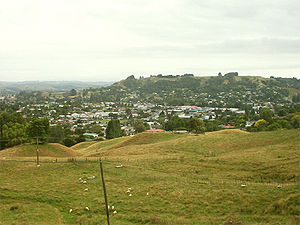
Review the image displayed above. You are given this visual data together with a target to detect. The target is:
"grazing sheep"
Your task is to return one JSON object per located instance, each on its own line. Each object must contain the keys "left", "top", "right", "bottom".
{"left": 69, "top": 209, "right": 73, "bottom": 213}
{"left": 115, "top": 165, "right": 123, "bottom": 168}
{"left": 241, "top": 184, "right": 247, "bottom": 188}
{"left": 87, "top": 176, "right": 95, "bottom": 180}
{"left": 147, "top": 192, "right": 149, "bottom": 196}
{"left": 277, "top": 185, "right": 282, "bottom": 189}
{"left": 111, "top": 206, "right": 115, "bottom": 210}
{"left": 84, "top": 188, "right": 88, "bottom": 191}
{"left": 85, "top": 207, "right": 89, "bottom": 211}
{"left": 113, "top": 210, "right": 117, "bottom": 214}
{"left": 82, "top": 181, "right": 87, "bottom": 184}
{"left": 126, "top": 190, "right": 130, "bottom": 193}
{"left": 129, "top": 194, "right": 132, "bottom": 197}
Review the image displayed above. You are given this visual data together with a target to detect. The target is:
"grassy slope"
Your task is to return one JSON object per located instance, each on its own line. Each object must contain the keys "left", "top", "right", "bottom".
{"left": 0, "top": 143, "right": 81, "bottom": 158}
{"left": 0, "top": 130, "right": 299, "bottom": 224}
{"left": 70, "top": 141, "right": 97, "bottom": 151}
{"left": 116, "top": 75, "right": 267, "bottom": 89}
{"left": 72, "top": 136, "right": 131, "bottom": 155}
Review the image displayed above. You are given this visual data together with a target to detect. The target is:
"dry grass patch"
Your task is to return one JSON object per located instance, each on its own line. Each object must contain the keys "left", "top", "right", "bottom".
{"left": 70, "top": 141, "right": 97, "bottom": 151}
{"left": 0, "top": 143, "right": 81, "bottom": 158}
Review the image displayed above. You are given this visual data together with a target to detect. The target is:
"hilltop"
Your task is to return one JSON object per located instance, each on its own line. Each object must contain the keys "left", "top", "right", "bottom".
{"left": 0, "top": 129, "right": 299, "bottom": 224}
{"left": 0, "top": 81, "right": 113, "bottom": 95}
{"left": 0, "top": 143, "right": 80, "bottom": 158}
{"left": 87, "top": 74, "right": 300, "bottom": 106}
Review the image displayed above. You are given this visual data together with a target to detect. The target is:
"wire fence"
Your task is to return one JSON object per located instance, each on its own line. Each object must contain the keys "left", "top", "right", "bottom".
{"left": 0, "top": 157, "right": 298, "bottom": 187}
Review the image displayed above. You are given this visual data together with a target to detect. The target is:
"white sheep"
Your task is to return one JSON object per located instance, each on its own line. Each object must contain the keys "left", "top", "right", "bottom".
{"left": 111, "top": 206, "right": 115, "bottom": 210}
{"left": 147, "top": 192, "right": 149, "bottom": 196}
{"left": 113, "top": 210, "right": 117, "bottom": 214}
{"left": 129, "top": 194, "right": 132, "bottom": 197}
{"left": 85, "top": 206, "right": 89, "bottom": 211}
{"left": 241, "top": 184, "right": 247, "bottom": 188}
{"left": 82, "top": 181, "right": 87, "bottom": 184}
{"left": 84, "top": 188, "right": 88, "bottom": 191}
{"left": 69, "top": 209, "right": 73, "bottom": 213}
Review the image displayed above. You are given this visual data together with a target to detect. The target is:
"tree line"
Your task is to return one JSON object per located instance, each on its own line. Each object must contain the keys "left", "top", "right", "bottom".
{"left": 0, "top": 112, "right": 50, "bottom": 149}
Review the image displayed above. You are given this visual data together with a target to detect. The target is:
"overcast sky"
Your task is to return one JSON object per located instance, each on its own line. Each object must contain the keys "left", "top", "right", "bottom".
{"left": 0, "top": 0, "right": 300, "bottom": 82}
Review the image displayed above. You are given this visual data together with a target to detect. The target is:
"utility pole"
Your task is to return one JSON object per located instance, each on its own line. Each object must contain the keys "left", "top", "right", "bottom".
{"left": 36, "top": 137, "right": 40, "bottom": 167}
{"left": 99, "top": 159, "right": 110, "bottom": 225}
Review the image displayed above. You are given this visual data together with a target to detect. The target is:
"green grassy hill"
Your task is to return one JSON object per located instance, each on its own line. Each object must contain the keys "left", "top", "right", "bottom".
{"left": 71, "top": 136, "right": 131, "bottom": 155}
{"left": 0, "top": 129, "right": 299, "bottom": 224}
{"left": 0, "top": 143, "right": 81, "bottom": 158}
{"left": 88, "top": 75, "right": 300, "bottom": 105}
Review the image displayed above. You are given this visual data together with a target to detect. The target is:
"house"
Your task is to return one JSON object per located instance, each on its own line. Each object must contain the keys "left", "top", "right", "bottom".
{"left": 83, "top": 133, "right": 99, "bottom": 138}
{"left": 145, "top": 129, "right": 165, "bottom": 133}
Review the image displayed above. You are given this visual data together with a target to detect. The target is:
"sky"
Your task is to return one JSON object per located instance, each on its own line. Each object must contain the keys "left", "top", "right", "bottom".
{"left": 0, "top": 0, "right": 300, "bottom": 82}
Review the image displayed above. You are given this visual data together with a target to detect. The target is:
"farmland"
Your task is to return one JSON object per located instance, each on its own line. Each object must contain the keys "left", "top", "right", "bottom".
{"left": 0, "top": 129, "right": 299, "bottom": 224}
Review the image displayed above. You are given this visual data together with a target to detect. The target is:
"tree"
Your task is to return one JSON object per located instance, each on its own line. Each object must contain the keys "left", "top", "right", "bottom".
{"left": 236, "top": 115, "right": 246, "bottom": 128}
{"left": 289, "top": 114, "right": 300, "bottom": 128}
{"left": 267, "top": 122, "right": 281, "bottom": 131}
{"left": 159, "top": 111, "right": 165, "bottom": 118}
{"left": 69, "top": 89, "right": 77, "bottom": 96}
{"left": 0, "top": 112, "right": 27, "bottom": 149}
{"left": 164, "top": 115, "right": 185, "bottom": 131}
{"left": 89, "top": 124, "right": 104, "bottom": 136}
{"left": 278, "top": 109, "right": 288, "bottom": 117}
{"left": 76, "top": 134, "right": 86, "bottom": 143}
{"left": 63, "top": 137, "right": 76, "bottom": 147}
{"left": 106, "top": 119, "right": 122, "bottom": 139}
{"left": 134, "top": 120, "right": 149, "bottom": 133}
{"left": 49, "top": 125, "right": 65, "bottom": 143}
{"left": 260, "top": 108, "right": 273, "bottom": 123}
{"left": 254, "top": 119, "right": 268, "bottom": 131}
{"left": 27, "top": 117, "right": 50, "bottom": 143}
{"left": 186, "top": 117, "right": 205, "bottom": 134}
{"left": 205, "top": 120, "right": 221, "bottom": 132}
{"left": 292, "top": 94, "right": 300, "bottom": 103}
{"left": 277, "top": 120, "right": 292, "bottom": 129}
{"left": 2, "top": 122, "right": 27, "bottom": 148}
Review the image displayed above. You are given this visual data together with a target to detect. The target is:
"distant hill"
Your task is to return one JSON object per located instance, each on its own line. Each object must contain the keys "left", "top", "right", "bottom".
{"left": 112, "top": 74, "right": 299, "bottom": 94}
{"left": 0, "top": 81, "right": 113, "bottom": 95}
{"left": 87, "top": 74, "right": 300, "bottom": 107}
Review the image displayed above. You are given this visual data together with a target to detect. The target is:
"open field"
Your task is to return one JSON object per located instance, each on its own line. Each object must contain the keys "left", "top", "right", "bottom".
{"left": 0, "top": 129, "right": 299, "bottom": 224}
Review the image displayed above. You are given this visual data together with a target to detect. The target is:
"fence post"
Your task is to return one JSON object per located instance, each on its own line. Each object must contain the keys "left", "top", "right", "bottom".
{"left": 99, "top": 159, "right": 110, "bottom": 225}
{"left": 36, "top": 137, "right": 40, "bottom": 166}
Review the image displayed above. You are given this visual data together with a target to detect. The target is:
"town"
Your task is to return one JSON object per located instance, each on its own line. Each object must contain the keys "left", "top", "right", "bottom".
{"left": 1, "top": 74, "right": 299, "bottom": 148}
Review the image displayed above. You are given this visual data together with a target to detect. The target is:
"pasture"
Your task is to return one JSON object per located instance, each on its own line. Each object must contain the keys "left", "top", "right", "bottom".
{"left": 0, "top": 129, "right": 299, "bottom": 224}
